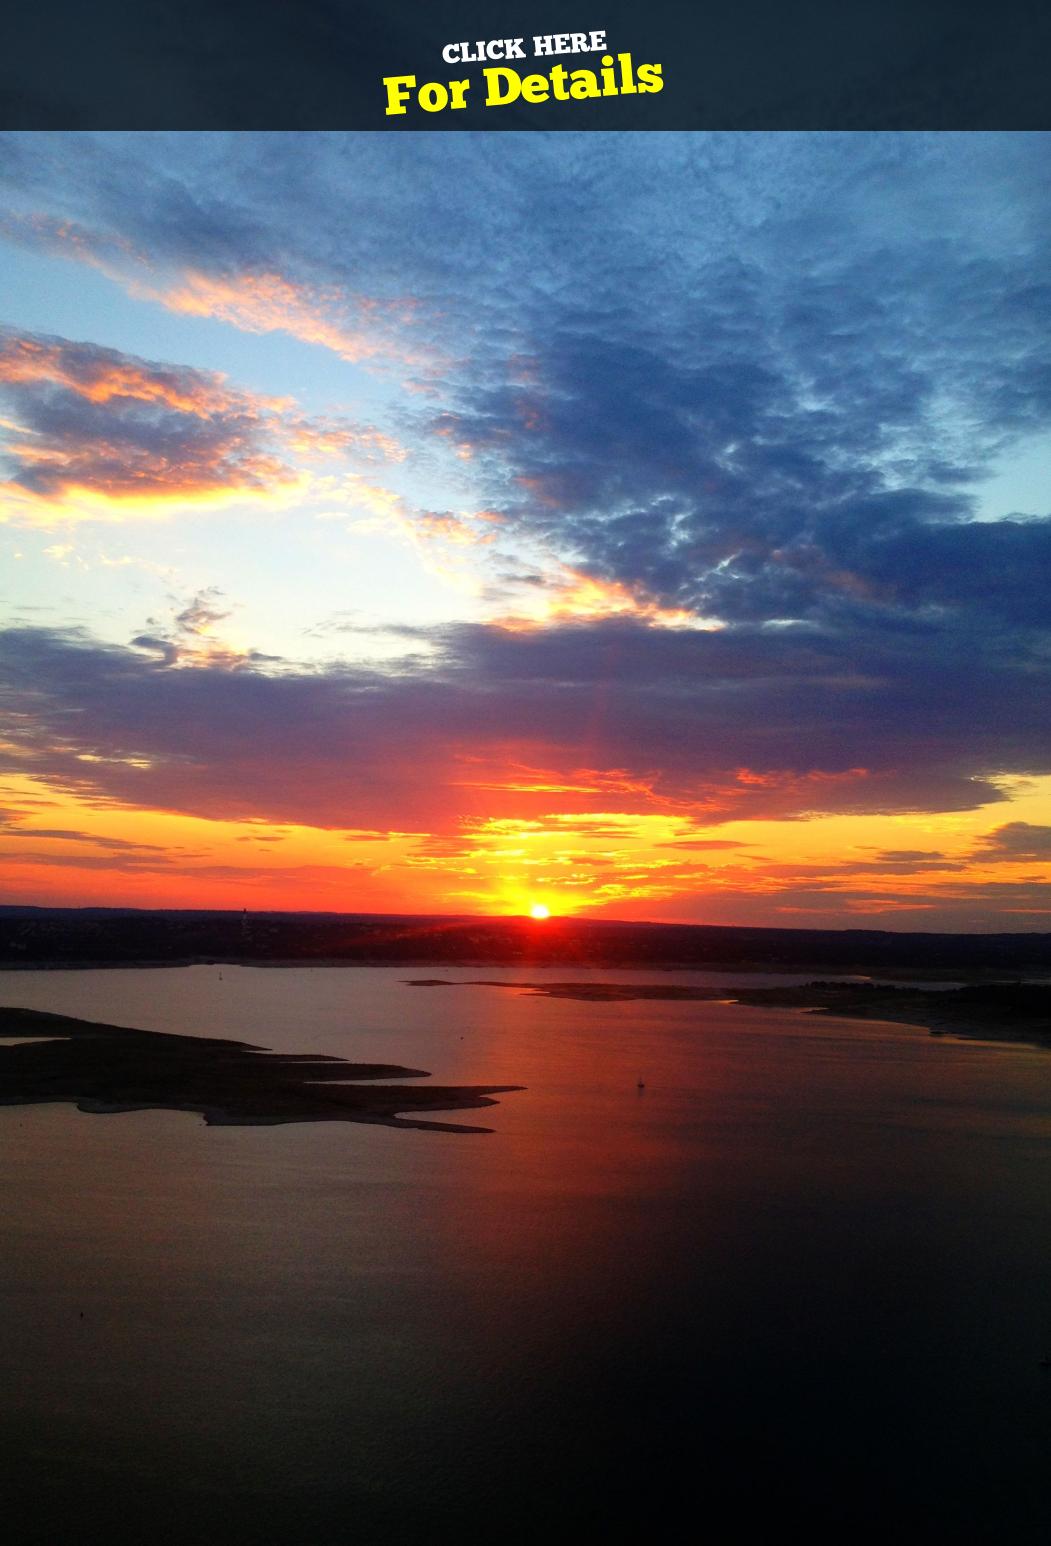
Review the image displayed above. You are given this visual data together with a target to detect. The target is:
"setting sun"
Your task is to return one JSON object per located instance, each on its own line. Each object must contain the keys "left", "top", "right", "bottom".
{"left": 529, "top": 903, "right": 550, "bottom": 921}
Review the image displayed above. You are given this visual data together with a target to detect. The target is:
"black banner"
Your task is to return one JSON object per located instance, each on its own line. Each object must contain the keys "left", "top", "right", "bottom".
{"left": 3, "top": 0, "right": 1050, "bottom": 129}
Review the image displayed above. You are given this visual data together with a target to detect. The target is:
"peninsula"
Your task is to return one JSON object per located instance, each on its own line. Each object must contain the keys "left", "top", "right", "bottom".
{"left": 0, "top": 1007, "right": 521, "bottom": 1132}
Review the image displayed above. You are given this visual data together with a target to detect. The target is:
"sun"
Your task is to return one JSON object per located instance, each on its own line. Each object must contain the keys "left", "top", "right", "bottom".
{"left": 529, "top": 903, "right": 550, "bottom": 921}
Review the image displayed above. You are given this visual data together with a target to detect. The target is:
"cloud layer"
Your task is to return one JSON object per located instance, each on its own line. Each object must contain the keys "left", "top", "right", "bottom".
{"left": 0, "top": 326, "right": 403, "bottom": 516}
{"left": 1, "top": 132, "right": 1049, "bottom": 921}
{"left": 2, "top": 610, "right": 1048, "bottom": 833}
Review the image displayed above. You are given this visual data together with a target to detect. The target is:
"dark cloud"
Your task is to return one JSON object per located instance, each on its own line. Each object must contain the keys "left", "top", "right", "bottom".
{"left": 635, "top": 879, "right": 1051, "bottom": 930}
{"left": 1, "top": 612, "right": 1048, "bottom": 834}
{"left": 873, "top": 849, "right": 948, "bottom": 864}
{"left": 3, "top": 137, "right": 1049, "bottom": 633}
{"left": 977, "top": 822, "right": 1051, "bottom": 861}
{"left": 0, "top": 327, "right": 296, "bottom": 503}
{"left": 0, "top": 849, "right": 183, "bottom": 872}
{"left": 0, "top": 327, "right": 398, "bottom": 508}
{"left": 0, "top": 824, "right": 165, "bottom": 851}
{"left": 422, "top": 252, "right": 1051, "bottom": 637}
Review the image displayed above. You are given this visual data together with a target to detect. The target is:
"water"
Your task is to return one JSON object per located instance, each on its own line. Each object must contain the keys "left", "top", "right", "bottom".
{"left": 2, "top": 966, "right": 1051, "bottom": 1543}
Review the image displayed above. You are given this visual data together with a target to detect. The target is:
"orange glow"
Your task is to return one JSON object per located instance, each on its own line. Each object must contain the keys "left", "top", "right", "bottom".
{"left": 143, "top": 269, "right": 422, "bottom": 367}
{"left": 0, "top": 470, "right": 309, "bottom": 526}
{"left": 0, "top": 332, "right": 289, "bottom": 416}
{"left": 0, "top": 216, "right": 424, "bottom": 370}
{"left": 0, "top": 330, "right": 400, "bottom": 527}
{"left": 493, "top": 566, "right": 711, "bottom": 630}
{"left": 3, "top": 770, "right": 1051, "bottom": 925}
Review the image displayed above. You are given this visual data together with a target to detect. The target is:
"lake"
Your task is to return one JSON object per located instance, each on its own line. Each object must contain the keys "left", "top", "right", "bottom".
{"left": 2, "top": 965, "right": 1051, "bottom": 1543}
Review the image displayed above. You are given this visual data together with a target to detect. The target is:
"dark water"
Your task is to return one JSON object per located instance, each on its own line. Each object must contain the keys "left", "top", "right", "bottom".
{"left": 2, "top": 967, "right": 1051, "bottom": 1543}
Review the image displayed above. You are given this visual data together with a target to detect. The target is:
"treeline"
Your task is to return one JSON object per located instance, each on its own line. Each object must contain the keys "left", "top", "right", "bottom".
{"left": 2, "top": 907, "right": 1051, "bottom": 972}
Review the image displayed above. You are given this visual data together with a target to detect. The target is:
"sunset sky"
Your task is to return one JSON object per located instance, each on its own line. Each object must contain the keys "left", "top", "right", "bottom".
{"left": 1, "top": 131, "right": 1049, "bottom": 927}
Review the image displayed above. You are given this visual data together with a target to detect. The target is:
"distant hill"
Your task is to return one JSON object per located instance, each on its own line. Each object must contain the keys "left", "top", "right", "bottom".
{"left": 2, "top": 906, "right": 1050, "bottom": 974}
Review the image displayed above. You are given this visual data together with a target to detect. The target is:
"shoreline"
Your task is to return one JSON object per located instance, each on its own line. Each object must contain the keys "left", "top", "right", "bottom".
{"left": 2, "top": 956, "right": 1047, "bottom": 986}
{"left": 406, "top": 977, "right": 1051, "bottom": 1052}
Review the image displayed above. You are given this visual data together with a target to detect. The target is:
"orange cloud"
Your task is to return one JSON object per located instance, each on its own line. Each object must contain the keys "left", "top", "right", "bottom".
{"left": 0, "top": 329, "right": 287, "bottom": 417}
{"left": 4, "top": 758, "right": 1051, "bottom": 925}
{"left": 284, "top": 418, "right": 407, "bottom": 463}
{"left": 494, "top": 567, "right": 711, "bottom": 630}
{"left": 0, "top": 329, "right": 403, "bottom": 523}
{"left": 1, "top": 212, "right": 425, "bottom": 370}
{"left": 451, "top": 760, "right": 663, "bottom": 800}
{"left": 143, "top": 269, "right": 416, "bottom": 365}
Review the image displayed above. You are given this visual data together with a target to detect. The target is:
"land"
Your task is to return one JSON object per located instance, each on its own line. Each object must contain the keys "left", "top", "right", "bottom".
{"left": 3, "top": 914, "right": 1048, "bottom": 1120}
{"left": 0, "top": 1006, "right": 521, "bottom": 1133}
{"left": 2, "top": 978, "right": 1046, "bottom": 1141}
{"left": 2, "top": 906, "right": 1051, "bottom": 976}
{"left": 408, "top": 978, "right": 1051, "bottom": 1049}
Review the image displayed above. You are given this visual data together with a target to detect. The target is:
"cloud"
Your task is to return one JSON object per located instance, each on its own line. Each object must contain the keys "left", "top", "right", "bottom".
{"left": 976, "top": 822, "right": 1051, "bottom": 861}
{"left": 0, "top": 325, "right": 289, "bottom": 416}
{"left": 0, "top": 327, "right": 298, "bottom": 513}
{"left": 656, "top": 838, "right": 753, "bottom": 851}
{"left": 1, "top": 133, "right": 1049, "bottom": 923}
{"left": 0, "top": 849, "right": 179, "bottom": 872}
{"left": 0, "top": 823, "right": 166, "bottom": 851}
{"left": 418, "top": 267, "right": 1051, "bottom": 638}
{"left": 0, "top": 208, "right": 423, "bottom": 369}
{"left": 146, "top": 268, "right": 418, "bottom": 365}
{"left": 4, "top": 136, "right": 1048, "bottom": 613}
{"left": 490, "top": 565, "right": 706, "bottom": 630}
{"left": 0, "top": 327, "right": 404, "bottom": 520}
{"left": 1, "top": 610, "right": 1048, "bottom": 839}
{"left": 130, "top": 587, "right": 281, "bottom": 670}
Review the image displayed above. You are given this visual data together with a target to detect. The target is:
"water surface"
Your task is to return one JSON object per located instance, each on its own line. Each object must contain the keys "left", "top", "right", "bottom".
{"left": 3, "top": 966, "right": 1051, "bottom": 1542}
